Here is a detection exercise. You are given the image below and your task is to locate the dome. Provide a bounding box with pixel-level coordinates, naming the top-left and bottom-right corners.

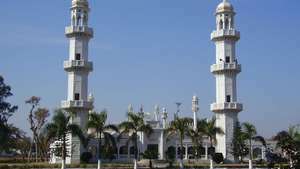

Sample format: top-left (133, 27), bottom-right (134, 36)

top-left (216, 0), bottom-right (234, 13)
top-left (72, 0), bottom-right (89, 8)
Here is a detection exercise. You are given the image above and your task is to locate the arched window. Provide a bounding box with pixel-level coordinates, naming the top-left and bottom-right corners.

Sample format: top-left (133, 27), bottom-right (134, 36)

top-left (188, 147), bottom-right (194, 158)
top-left (253, 147), bottom-right (262, 159)
top-left (77, 16), bottom-right (81, 26)
top-left (177, 147), bottom-right (186, 155)
top-left (208, 147), bottom-right (215, 155)
top-left (219, 19), bottom-right (223, 30)
top-left (225, 19), bottom-right (229, 29)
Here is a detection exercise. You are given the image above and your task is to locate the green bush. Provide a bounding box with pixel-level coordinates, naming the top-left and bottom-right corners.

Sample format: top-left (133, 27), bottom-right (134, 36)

top-left (212, 153), bottom-right (224, 164)
top-left (80, 152), bottom-right (92, 163)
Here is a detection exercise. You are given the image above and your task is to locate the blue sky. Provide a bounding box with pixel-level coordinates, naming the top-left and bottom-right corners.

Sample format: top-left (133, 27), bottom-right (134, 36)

top-left (1, 0), bottom-right (300, 138)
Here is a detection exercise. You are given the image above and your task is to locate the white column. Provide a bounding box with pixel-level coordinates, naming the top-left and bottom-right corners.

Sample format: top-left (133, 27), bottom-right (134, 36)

top-left (159, 130), bottom-right (164, 160)
top-left (261, 147), bottom-right (265, 160)
top-left (205, 144), bottom-right (208, 160)
top-left (185, 144), bottom-right (188, 160)
top-left (193, 112), bottom-right (197, 131)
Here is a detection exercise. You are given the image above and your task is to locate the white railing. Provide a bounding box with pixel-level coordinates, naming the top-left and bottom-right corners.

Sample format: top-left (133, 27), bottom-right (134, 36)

top-left (64, 60), bottom-right (93, 70)
top-left (211, 29), bottom-right (240, 39)
top-left (61, 100), bottom-right (93, 109)
top-left (210, 63), bottom-right (241, 73)
top-left (210, 102), bottom-right (243, 111)
top-left (65, 26), bottom-right (93, 36)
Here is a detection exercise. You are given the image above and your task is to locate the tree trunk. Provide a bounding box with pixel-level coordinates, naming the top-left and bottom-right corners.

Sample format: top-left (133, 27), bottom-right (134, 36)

top-left (149, 159), bottom-right (152, 169)
top-left (62, 136), bottom-right (66, 169)
top-left (35, 140), bottom-right (38, 163)
top-left (28, 141), bottom-right (33, 162)
top-left (134, 134), bottom-right (138, 169)
top-left (98, 132), bottom-right (102, 169)
top-left (179, 135), bottom-right (184, 169)
top-left (249, 139), bottom-right (252, 160)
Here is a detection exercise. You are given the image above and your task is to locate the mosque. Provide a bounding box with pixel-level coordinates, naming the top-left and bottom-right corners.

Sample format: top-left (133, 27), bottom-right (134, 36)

top-left (50, 0), bottom-right (269, 164)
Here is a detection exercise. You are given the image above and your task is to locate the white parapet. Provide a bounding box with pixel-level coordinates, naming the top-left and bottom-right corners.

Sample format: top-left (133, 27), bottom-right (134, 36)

top-left (61, 100), bottom-right (93, 110)
top-left (211, 29), bottom-right (240, 41)
top-left (64, 60), bottom-right (93, 71)
top-left (211, 63), bottom-right (241, 74)
top-left (210, 102), bottom-right (243, 113)
top-left (65, 26), bottom-right (93, 37)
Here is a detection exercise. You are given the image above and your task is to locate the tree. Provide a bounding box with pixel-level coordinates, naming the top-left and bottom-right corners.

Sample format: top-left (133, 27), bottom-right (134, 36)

top-left (38, 129), bottom-right (54, 161)
top-left (274, 129), bottom-right (300, 169)
top-left (202, 117), bottom-right (224, 151)
top-left (15, 135), bottom-right (31, 160)
top-left (0, 124), bottom-right (25, 154)
top-left (25, 96), bottom-right (49, 162)
top-left (142, 149), bottom-right (158, 169)
top-left (165, 146), bottom-right (176, 168)
top-left (166, 117), bottom-right (193, 169)
top-left (231, 121), bottom-right (248, 162)
top-left (0, 75), bottom-right (18, 153)
top-left (187, 119), bottom-right (206, 159)
top-left (242, 122), bottom-right (257, 160)
top-left (118, 112), bottom-right (153, 169)
top-left (86, 111), bottom-right (118, 169)
top-left (46, 109), bottom-right (86, 169)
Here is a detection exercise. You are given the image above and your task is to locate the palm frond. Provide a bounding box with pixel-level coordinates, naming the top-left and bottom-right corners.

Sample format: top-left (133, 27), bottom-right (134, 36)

top-left (67, 124), bottom-right (87, 147)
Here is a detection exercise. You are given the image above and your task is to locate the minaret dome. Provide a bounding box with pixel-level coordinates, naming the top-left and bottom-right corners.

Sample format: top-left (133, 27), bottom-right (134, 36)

top-left (216, 0), bottom-right (234, 14)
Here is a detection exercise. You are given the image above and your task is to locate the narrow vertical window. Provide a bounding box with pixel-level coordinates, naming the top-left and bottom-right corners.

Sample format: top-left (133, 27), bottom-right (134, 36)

top-left (226, 95), bottom-right (231, 102)
top-left (74, 93), bottom-right (80, 100)
top-left (219, 20), bottom-right (223, 30)
top-left (75, 53), bottom-right (81, 60)
top-left (225, 56), bottom-right (230, 63)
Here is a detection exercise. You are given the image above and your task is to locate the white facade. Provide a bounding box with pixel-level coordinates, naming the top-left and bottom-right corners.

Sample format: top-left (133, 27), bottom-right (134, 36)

top-left (210, 0), bottom-right (243, 161)
top-left (61, 0), bottom-right (94, 164)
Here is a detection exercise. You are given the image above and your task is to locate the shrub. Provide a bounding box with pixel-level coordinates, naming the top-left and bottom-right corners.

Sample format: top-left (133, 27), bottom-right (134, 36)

top-left (80, 152), bottom-right (92, 163)
top-left (212, 153), bottom-right (224, 164)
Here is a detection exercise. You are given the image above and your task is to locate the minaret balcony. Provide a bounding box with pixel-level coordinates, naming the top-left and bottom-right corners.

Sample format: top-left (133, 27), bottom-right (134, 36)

top-left (65, 26), bottom-right (93, 38)
top-left (61, 100), bottom-right (93, 110)
top-left (210, 102), bottom-right (243, 113)
top-left (211, 63), bottom-right (241, 74)
top-left (64, 60), bottom-right (93, 72)
top-left (211, 29), bottom-right (240, 41)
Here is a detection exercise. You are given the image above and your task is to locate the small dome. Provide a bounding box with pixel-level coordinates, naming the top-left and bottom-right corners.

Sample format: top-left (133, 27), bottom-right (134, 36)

top-left (72, 0), bottom-right (89, 8)
top-left (216, 0), bottom-right (234, 13)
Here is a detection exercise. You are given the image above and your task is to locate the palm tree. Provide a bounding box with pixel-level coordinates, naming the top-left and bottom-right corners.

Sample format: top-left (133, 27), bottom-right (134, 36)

top-left (166, 117), bottom-right (193, 169)
top-left (288, 125), bottom-right (300, 142)
top-left (187, 119), bottom-right (206, 159)
top-left (118, 112), bottom-right (153, 169)
top-left (86, 111), bottom-right (118, 169)
top-left (203, 117), bottom-right (223, 149)
top-left (242, 122), bottom-right (257, 160)
top-left (46, 109), bottom-right (86, 169)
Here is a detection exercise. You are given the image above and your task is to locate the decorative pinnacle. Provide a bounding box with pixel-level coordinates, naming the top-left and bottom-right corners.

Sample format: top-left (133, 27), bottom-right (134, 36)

top-left (128, 104), bottom-right (133, 113)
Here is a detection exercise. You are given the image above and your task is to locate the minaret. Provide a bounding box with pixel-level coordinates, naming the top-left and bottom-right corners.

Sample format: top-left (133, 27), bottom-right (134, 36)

top-left (192, 95), bottom-right (199, 131)
top-left (174, 102), bottom-right (181, 120)
top-left (61, 0), bottom-right (93, 163)
top-left (210, 0), bottom-right (243, 161)
top-left (159, 108), bottom-right (168, 160)
top-left (154, 105), bottom-right (160, 121)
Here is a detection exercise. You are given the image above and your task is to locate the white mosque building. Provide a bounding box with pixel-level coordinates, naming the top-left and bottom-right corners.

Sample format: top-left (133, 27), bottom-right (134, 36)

top-left (51, 0), bottom-right (269, 164)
